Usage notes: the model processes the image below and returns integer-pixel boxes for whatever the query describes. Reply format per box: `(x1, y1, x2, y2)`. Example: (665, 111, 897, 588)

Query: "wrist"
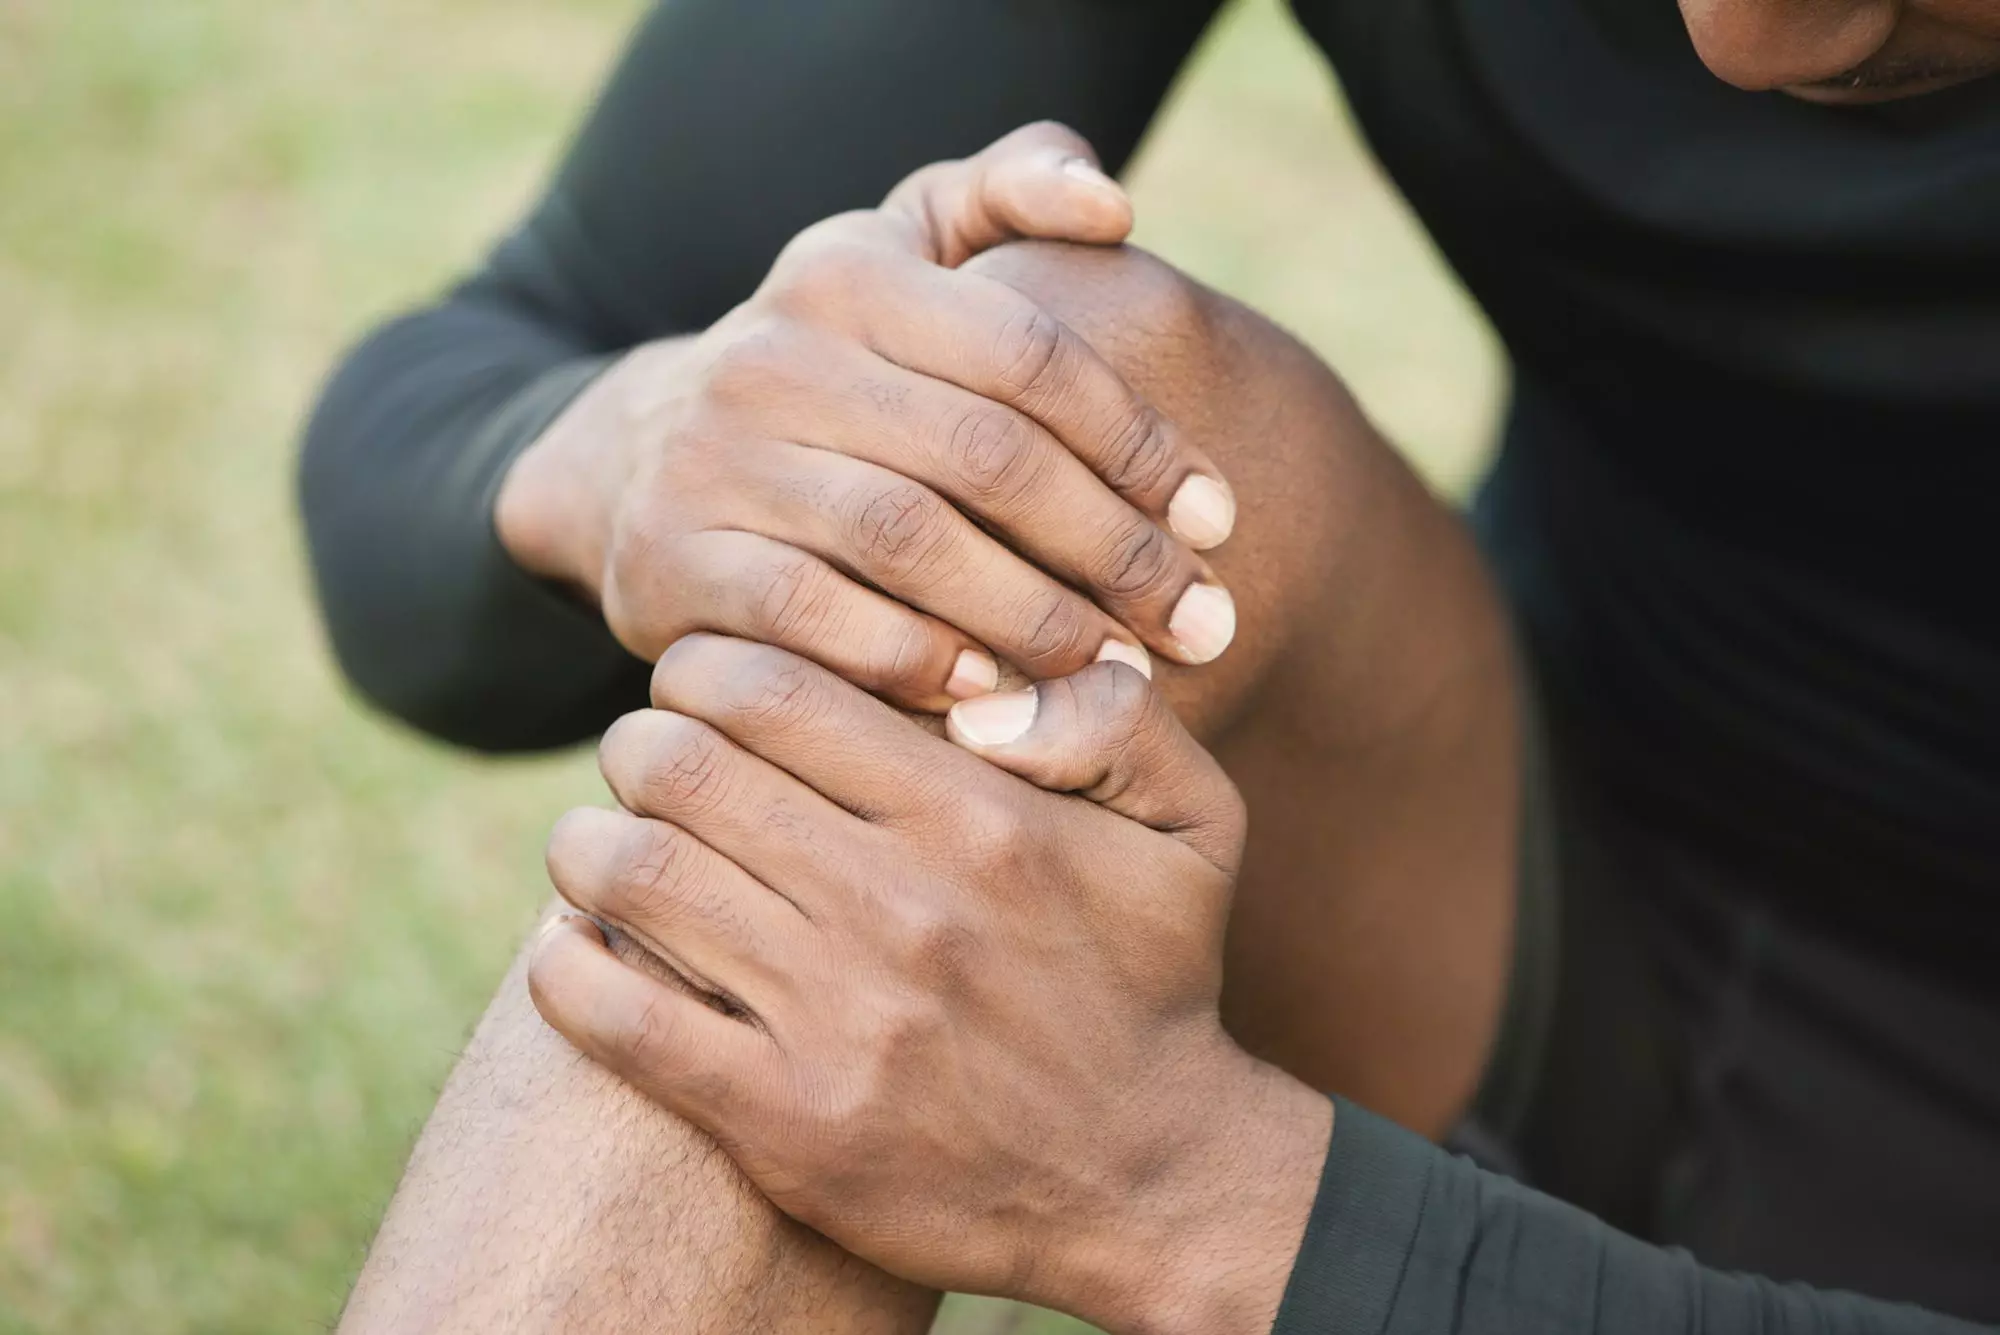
(493, 338, 691, 597)
(1049, 1035, 1333, 1335)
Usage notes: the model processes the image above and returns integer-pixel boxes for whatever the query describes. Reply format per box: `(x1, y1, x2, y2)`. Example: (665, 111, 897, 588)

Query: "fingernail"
(1095, 638, 1153, 679)
(537, 912, 580, 943)
(1169, 583, 1236, 664)
(1167, 474, 1236, 549)
(1061, 156, 1120, 194)
(948, 688, 1039, 747)
(946, 648, 1000, 700)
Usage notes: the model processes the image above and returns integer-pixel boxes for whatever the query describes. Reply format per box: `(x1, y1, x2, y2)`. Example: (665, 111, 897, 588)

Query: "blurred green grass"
(0, 1, 1497, 1331)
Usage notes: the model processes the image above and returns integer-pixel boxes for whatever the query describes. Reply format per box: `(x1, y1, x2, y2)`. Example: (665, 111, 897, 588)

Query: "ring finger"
(760, 345, 1232, 666)
(672, 527, 1000, 711)
(545, 804, 803, 1009)
(743, 442, 1156, 679)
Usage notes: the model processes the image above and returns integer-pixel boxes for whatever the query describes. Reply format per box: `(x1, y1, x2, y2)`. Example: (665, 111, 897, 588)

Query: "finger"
(651, 633, 982, 823)
(739, 442, 1153, 678)
(546, 805, 806, 1004)
(881, 121, 1132, 268)
(863, 259, 1238, 555)
(597, 708, 868, 911)
(776, 216, 1237, 556)
(529, 914, 771, 1135)
(944, 661, 1247, 872)
(743, 348, 1225, 666)
(674, 528, 999, 709)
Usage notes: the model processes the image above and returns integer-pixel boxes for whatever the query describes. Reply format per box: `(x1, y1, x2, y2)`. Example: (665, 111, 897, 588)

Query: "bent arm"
(298, 0, 1220, 751)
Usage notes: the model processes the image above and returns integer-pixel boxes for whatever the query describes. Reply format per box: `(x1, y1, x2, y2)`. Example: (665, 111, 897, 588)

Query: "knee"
(959, 240, 1218, 380)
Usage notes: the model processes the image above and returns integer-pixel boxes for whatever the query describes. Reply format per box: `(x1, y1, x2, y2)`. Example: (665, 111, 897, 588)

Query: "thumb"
(881, 120, 1133, 268)
(945, 662, 1246, 872)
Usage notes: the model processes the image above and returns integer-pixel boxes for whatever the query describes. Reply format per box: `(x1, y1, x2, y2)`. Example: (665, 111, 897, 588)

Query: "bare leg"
(338, 922, 938, 1334)
(341, 240, 1515, 1331)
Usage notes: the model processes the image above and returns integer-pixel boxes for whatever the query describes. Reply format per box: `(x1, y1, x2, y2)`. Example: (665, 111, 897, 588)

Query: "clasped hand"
(522, 124, 1330, 1332)
(496, 122, 1241, 711)
(530, 638, 1328, 1333)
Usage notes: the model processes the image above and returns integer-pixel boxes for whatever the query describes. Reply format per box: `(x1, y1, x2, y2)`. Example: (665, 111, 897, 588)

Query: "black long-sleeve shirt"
(298, 1, 2000, 1330)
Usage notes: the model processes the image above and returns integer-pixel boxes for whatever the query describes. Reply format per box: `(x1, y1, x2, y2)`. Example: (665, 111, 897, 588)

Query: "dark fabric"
(297, 0, 1221, 750)
(1294, 0, 2000, 991)
(1529, 779, 2000, 1324)
(1279, 777, 2000, 1334)
(1391, 623, 2000, 1335)
(1277, 1098, 1992, 1335)
(294, 2, 2000, 1330)
(298, 0, 1999, 978)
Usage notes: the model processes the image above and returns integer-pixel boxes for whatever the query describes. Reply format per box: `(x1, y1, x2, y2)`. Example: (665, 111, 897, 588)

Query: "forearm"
(340, 912, 936, 1334)
(300, 0, 1226, 750)
(1276, 1099, 1987, 1335)
(969, 241, 1517, 1135)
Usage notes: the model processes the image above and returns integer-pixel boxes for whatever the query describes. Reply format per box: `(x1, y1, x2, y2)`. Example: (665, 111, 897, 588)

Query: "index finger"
(650, 633, 983, 824)
(784, 210, 1237, 553)
(869, 254, 1237, 552)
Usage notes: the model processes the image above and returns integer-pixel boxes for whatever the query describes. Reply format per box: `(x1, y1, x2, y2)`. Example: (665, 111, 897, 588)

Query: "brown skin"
(336, 928, 938, 1334)
(531, 642, 1331, 1335)
(497, 122, 1243, 711)
(966, 240, 1518, 1127)
(340, 147, 1517, 1334)
(1680, 0, 2000, 101)
(500, 142, 1521, 1134)
(344, 4, 1998, 1321)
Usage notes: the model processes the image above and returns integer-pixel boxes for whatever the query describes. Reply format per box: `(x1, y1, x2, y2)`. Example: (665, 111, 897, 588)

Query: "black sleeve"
(297, 0, 1223, 752)
(1273, 1097, 1991, 1335)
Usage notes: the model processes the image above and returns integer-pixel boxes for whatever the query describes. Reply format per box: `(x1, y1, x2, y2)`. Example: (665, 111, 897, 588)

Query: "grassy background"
(0, 1, 1498, 1330)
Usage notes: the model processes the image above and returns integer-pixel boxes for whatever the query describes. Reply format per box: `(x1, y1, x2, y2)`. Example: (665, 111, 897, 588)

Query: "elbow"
(294, 336, 497, 751)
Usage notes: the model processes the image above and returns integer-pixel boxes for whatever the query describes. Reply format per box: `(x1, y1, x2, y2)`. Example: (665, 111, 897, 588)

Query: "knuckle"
(864, 616, 937, 691)
(596, 715, 652, 787)
(942, 403, 1047, 504)
(753, 549, 838, 643)
(719, 647, 825, 731)
(605, 820, 704, 927)
(987, 302, 1067, 403)
(699, 325, 790, 407)
(617, 990, 683, 1069)
(1088, 516, 1179, 601)
(953, 787, 1030, 867)
(897, 159, 958, 200)
(1097, 406, 1177, 497)
(1008, 118, 1089, 156)
(1009, 588, 1094, 671)
(606, 519, 678, 629)
(772, 226, 878, 313)
(844, 479, 951, 577)
(544, 807, 604, 893)
(637, 718, 735, 822)
(885, 901, 978, 988)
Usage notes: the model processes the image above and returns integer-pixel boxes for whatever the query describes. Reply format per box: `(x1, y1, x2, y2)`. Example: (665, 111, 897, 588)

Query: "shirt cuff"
(1271, 1096, 1434, 1335)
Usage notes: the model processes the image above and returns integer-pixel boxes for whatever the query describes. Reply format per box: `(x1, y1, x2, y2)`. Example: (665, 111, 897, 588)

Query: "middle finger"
(761, 345, 1235, 666)
(746, 441, 1157, 679)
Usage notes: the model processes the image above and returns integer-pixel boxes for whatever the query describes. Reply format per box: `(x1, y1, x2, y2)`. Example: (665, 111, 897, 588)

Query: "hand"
(496, 123, 1241, 713)
(526, 635, 1330, 1334)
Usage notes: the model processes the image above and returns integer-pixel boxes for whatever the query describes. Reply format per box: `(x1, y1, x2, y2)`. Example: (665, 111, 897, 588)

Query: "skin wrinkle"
(346, 212, 1514, 1327)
